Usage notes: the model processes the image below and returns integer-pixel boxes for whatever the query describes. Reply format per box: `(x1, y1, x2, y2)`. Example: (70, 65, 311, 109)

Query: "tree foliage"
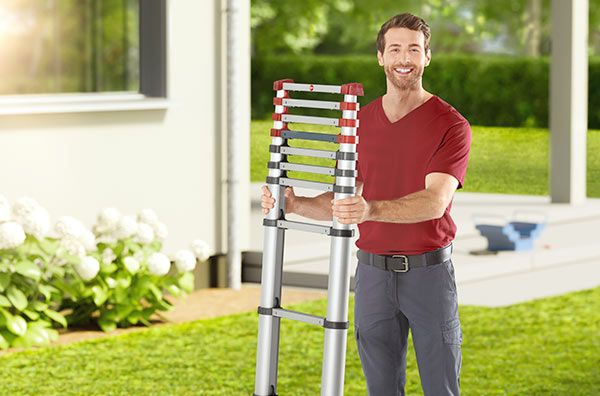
(251, 0, 600, 57)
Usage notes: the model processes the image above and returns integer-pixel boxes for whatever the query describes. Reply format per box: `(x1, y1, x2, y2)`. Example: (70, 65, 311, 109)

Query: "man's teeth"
(395, 67, 412, 74)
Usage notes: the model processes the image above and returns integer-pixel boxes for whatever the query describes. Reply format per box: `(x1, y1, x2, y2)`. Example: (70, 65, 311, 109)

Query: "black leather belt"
(357, 244, 453, 273)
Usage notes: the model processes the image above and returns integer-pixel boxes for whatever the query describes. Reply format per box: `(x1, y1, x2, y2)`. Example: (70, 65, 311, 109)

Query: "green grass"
(251, 121, 600, 198)
(0, 287, 598, 395)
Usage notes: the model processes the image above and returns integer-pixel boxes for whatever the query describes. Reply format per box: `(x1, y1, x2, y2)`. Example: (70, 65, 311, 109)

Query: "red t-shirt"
(355, 96, 471, 255)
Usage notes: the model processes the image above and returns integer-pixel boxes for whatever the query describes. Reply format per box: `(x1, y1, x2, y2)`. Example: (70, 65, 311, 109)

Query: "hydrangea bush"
(0, 196, 211, 348)
(0, 196, 67, 349)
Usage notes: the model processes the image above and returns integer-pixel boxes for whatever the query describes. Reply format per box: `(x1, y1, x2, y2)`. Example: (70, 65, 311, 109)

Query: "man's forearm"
(368, 189, 446, 223)
(290, 192, 334, 221)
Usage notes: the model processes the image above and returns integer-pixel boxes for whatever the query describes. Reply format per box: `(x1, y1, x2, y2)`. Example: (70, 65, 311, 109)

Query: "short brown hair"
(376, 13, 431, 53)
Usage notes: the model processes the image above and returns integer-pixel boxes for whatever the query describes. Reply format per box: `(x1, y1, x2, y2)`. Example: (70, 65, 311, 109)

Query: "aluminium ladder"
(254, 79, 363, 396)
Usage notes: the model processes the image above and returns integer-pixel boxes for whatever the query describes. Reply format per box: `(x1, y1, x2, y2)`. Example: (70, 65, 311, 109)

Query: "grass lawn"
(0, 287, 598, 395)
(251, 120, 600, 198)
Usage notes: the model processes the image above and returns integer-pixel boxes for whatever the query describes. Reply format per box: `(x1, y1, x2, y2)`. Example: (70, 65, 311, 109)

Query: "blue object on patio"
(474, 212, 546, 252)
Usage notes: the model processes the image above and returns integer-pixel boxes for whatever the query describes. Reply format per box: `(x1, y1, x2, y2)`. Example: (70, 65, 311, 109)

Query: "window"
(0, 0, 166, 111)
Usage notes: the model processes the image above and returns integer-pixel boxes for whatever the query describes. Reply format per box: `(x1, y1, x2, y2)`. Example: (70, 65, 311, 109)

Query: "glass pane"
(0, 0, 139, 95)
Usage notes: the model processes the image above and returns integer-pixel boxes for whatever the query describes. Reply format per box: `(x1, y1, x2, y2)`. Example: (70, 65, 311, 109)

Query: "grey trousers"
(354, 255, 462, 396)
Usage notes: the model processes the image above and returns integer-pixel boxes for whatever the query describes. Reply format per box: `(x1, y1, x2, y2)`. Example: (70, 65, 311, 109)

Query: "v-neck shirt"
(355, 95, 471, 255)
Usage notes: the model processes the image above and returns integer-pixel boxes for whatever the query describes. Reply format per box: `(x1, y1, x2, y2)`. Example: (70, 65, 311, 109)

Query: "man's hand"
(332, 195, 371, 224)
(261, 185, 296, 215)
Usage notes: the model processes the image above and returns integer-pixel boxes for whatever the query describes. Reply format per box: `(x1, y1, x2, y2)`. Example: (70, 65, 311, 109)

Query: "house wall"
(0, 1, 250, 257)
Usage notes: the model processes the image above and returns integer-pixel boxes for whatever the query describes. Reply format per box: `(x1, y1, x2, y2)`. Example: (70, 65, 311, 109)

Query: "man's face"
(377, 27, 431, 91)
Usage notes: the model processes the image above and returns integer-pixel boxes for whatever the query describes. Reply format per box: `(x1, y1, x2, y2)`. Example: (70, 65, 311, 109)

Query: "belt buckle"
(390, 255, 409, 272)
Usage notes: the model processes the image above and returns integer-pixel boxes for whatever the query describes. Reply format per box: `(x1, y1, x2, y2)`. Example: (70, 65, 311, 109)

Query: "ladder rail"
(255, 79, 362, 396)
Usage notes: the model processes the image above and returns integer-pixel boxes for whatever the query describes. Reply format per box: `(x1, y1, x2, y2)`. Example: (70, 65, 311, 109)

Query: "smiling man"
(261, 13, 471, 396)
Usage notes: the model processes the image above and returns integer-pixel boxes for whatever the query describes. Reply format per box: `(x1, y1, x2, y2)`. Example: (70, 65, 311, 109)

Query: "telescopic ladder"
(254, 79, 363, 396)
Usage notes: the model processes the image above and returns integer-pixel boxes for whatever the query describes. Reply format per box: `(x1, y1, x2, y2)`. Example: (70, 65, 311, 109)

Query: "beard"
(383, 63, 424, 91)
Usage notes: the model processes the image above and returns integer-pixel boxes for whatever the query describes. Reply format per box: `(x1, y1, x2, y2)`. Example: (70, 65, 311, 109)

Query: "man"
(261, 13, 470, 396)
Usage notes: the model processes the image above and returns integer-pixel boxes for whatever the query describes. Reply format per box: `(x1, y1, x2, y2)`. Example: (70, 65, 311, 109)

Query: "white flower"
(153, 222, 168, 241)
(173, 249, 196, 272)
(190, 239, 211, 261)
(137, 208, 159, 226)
(95, 207, 121, 233)
(0, 222, 26, 249)
(12, 197, 50, 239)
(0, 194, 11, 223)
(57, 236, 86, 258)
(96, 235, 117, 245)
(74, 256, 100, 281)
(102, 248, 117, 265)
(135, 223, 155, 244)
(80, 230, 97, 252)
(113, 215, 138, 240)
(147, 252, 170, 276)
(106, 277, 117, 288)
(54, 216, 86, 239)
(123, 256, 140, 274)
(133, 251, 144, 263)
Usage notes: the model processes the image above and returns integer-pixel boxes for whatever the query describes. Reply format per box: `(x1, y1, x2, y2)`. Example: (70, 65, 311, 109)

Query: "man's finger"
(334, 196, 360, 205)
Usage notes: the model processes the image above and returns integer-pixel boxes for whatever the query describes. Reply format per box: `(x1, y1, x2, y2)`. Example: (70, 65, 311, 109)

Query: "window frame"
(0, 0, 168, 116)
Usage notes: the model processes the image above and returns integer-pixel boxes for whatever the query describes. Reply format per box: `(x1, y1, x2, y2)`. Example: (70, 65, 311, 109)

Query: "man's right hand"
(261, 185, 296, 215)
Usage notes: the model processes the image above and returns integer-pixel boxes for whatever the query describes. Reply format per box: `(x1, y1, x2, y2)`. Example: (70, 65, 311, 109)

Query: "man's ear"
(425, 48, 432, 67)
(377, 50, 384, 66)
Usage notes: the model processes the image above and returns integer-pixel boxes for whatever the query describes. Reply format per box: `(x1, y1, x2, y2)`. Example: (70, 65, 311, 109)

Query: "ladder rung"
(281, 130, 338, 143)
(282, 114, 339, 127)
(277, 219, 331, 235)
(279, 98, 340, 110)
(282, 82, 341, 94)
(279, 162, 335, 176)
(280, 146, 338, 160)
(272, 308, 325, 327)
(279, 177, 332, 192)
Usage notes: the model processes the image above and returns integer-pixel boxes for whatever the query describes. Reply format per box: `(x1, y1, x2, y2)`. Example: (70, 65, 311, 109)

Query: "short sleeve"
(425, 120, 472, 189)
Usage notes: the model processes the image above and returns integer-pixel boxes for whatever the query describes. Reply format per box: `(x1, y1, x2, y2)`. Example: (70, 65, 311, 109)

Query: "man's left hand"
(332, 195, 371, 224)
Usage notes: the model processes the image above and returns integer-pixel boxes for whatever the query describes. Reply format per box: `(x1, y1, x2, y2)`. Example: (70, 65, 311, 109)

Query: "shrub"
(252, 55, 600, 128)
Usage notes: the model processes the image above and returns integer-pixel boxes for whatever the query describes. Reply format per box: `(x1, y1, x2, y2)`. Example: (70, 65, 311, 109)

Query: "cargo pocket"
(441, 318, 462, 346)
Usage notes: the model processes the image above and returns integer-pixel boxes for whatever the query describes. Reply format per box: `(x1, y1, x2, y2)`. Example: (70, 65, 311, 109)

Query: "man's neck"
(381, 83, 433, 123)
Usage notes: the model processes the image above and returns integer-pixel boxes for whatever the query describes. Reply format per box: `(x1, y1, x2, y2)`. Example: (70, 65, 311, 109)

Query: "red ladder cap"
(339, 118, 359, 128)
(340, 102, 359, 111)
(337, 134, 358, 144)
(273, 79, 294, 90)
(340, 83, 364, 96)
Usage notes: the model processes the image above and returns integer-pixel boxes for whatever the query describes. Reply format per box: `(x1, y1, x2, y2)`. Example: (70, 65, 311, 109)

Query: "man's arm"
(262, 182, 364, 221)
(332, 173, 457, 224)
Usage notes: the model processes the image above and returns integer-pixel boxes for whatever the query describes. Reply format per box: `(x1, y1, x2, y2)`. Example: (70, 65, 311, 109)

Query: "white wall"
(0, 1, 249, 256)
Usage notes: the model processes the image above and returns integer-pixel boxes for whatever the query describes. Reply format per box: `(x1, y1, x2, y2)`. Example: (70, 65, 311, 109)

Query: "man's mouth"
(393, 67, 413, 75)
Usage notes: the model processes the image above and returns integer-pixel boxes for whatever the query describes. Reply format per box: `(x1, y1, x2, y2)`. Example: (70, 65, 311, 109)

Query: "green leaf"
(0, 332, 9, 350)
(14, 261, 42, 281)
(92, 286, 108, 306)
(101, 264, 118, 274)
(44, 309, 67, 328)
(115, 304, 134, 322)
(0, 295, 11, 307)
(22, 309, 40, 321)
(98, 317, 116, 332)
(178, 272, 195, 293)
(30, 301, 48, 311)
(148, 284, 162, 301)
(22, 325, 50, 346)
(166, 284, 182, 297)
(0, 273, 10, 292)
(126, 310, 142, 325)
(7, 286, 28, 311)
(6, 314, 27, 336)
(37, 284, 57, 301)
